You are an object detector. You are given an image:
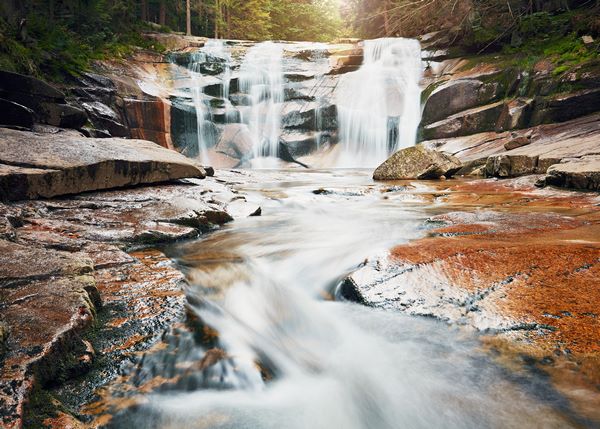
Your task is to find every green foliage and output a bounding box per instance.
[0,0,168,81]
[269,0,342,42]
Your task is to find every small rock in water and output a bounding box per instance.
[225,200,262,218]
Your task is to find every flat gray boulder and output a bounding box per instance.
[544,156,600,191]
[0,128,206,200]
[373,145,462,180]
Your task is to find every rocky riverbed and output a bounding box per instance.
[0,31,599,429]
[2,165,599,428]
[0,137,261,427]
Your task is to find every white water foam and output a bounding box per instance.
[336,38,423,168]
[238,42,285,159]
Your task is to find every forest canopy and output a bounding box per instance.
[1,0,598,79]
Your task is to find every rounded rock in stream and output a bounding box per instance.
[373,145,462,180]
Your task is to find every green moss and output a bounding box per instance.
[420,80,446,104]
[552,64,570,76]
[22,388,64,429]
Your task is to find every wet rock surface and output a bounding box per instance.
[345,177,600,354]
[343,177,600,423]
[0,172,256,428]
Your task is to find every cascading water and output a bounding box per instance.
[335,38,423,167]
[187,40,232,163]
[238,42,285,160]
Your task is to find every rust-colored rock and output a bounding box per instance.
[346,178,600,355]
[0,175,245,428]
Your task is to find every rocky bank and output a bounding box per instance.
[0,60,262,427]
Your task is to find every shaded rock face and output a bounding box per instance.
[419,58,600,154]
[343,178,600,355]
[422,112,600,186]
[421,77,507,126]
[0,174,248,428]
[0,127,205,200]
[422,101,505,140]
[0,70,87,129]
[0,98,35,128]
[373,145,462,180]
[531,88,600,125]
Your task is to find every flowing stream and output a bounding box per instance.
[110,170,580,429]
[119,37,589,429]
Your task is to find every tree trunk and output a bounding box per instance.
[382,0,391,36]
[198,0,203,34]
[226,4,231,38]
[186,0,192,36]
[159,0,166,26]
[141,0,148,21]
[214,0,220,38]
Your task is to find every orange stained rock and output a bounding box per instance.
[389,181,600,355]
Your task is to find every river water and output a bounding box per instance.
[110,169,580,429]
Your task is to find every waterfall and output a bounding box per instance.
[188,40,231,164]
[238,42,285,159]
[335,38,423,168]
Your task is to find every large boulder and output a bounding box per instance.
[421,101,505,140]
[421,78,505,125]
[373,145,462,180]
[214,123,254,160]
[0,128,206,200]
[543,156,600,191]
